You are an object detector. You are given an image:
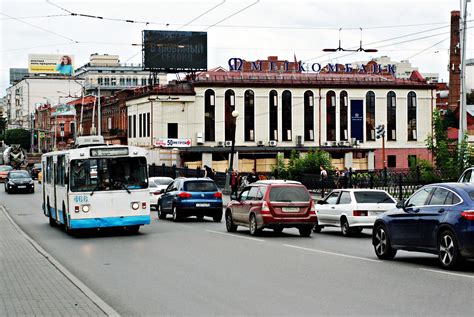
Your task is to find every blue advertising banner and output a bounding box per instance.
[351,100,364,141]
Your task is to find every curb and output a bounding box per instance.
[1,205,120,317]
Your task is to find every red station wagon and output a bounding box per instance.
[225,180,317,237]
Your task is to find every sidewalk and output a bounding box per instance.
[0,205,118,316]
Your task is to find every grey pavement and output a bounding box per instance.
[0,205,118,317]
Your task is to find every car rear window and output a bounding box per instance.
[269,186,310,202]
[354,191,395,203]
[184,181,217,192]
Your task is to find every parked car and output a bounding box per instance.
[149,177,174,210]
[0,165,13,183]
[225,180,317,237]
[372,183,474,269]
[157,177,223,222]
[30,163,42,180]
[315,189,397,236]
[4,170,34,193]
[458,167,474,182]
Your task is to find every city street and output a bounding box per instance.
[1,183,473,316]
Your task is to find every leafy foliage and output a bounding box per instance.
[272,149,332,179]
[4,128,31,150]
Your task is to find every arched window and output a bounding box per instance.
[126,77,132,86]
[119,77,125,86]
[282,90,292,141]
[269,90,278,141]
[407,91,417,141]
[304,90,314,141]
[104,77,110,86]
[366,91,376,141]
[132,77,138,86]
[224,89,235,141]
[387,91,397,141]
[244,90,255,141]
[141,77,147,86]
[204,89,215,142]
[326,91,336,141]
[340,91,348,140]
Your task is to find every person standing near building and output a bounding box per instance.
[203,165,215,180]
[230,170,240,197]
[247,168,259,183]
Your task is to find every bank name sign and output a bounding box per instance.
[228,57,396,75]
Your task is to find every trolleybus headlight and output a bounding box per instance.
[131,202,140,210]
[82,205,90,213]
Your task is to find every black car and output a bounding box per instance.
[373,183,474,269]
[4,170,35,193]
[30,163,42,180]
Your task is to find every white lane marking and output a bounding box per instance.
[206,230,265,242]
[283,244,381,263]
[420,268,474,280]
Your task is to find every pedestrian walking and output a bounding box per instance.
[230,169,240,197]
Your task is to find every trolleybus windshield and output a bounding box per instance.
[70,157,147,192]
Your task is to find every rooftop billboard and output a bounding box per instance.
[28,54,75,75]
[142,30,207,72]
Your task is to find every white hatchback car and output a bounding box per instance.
[314,189,397,236]
[149,177,174,210]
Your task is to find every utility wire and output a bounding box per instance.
[0,14,70,20]
[0,12,78,43]
[203,0,260,31]
[177,0,226,30]
[404,38,449,60]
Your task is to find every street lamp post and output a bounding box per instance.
[224,110,239,195]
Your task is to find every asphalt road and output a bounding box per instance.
[2,183,474,316]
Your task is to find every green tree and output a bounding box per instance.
[272,149,333,180]
[4,128,31,150]
[426,109,470,180]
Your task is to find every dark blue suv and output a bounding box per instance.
[157,178,223,222]
[373,183,474,269]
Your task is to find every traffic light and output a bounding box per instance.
[376,124,385,139]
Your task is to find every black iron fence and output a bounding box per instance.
[148,164,459,201]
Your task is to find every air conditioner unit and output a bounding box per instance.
[217,141,224,147]
[296,135,303,147]
[196,132,204,145]
[351,138,357,145]
[257,140,265,147]
[268,140,277,147]
[338,141,345,146]
[331,141,338,146]
[343,141,351,147]
[439,109,447,115]
[354,140,360,146]
[323,141,331,146]
[225,140,233,147]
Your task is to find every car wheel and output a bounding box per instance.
[313,220,323,233]
[172,205,180,222]
[341,218,351,237]
[225,211,237,232]
[49,214,57,227]
[373,225,397,260]
[213,212,222,222]
[299,226,312,237]
[249,214,260,236]
[157,204,166,219]
[438,230,462,269]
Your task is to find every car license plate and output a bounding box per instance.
[196,203,210,207]
[282,207,299,212]
[18,186,26,188]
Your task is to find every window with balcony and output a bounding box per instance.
[407,91,417,141]
[224,89,235,141]
[340,90,348,140]
[387,91,397,141]
[366,91,376,141]
[204,89,215,142]
[304,90,314,141]
[326,91,336,141]
[269,90,278,141]
[282,90,292,141]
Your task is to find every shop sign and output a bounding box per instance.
[154,138,192,148]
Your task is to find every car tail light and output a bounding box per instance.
[353,210,368,216]
[153,191,161,195]
[461,210,474,220]
[309,201,316,214]
[142,202,147,209]
[261,201,271,214]
[214,192,222,198]
[178,192,192,199]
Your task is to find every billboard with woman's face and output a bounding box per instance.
[28,54,75,75]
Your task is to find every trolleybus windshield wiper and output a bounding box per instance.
[118,181,131,194]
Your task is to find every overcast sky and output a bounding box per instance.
[0,0,472,93]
